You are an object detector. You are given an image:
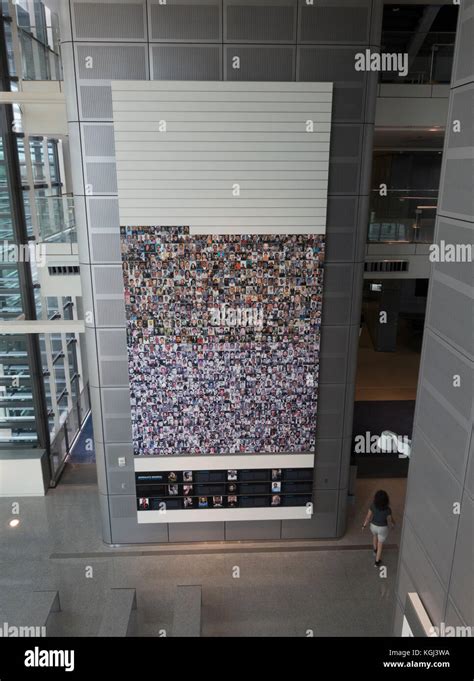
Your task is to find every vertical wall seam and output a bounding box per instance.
[67,0,114,543]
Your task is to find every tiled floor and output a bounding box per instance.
[0,475,405,637]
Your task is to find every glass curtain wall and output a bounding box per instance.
[0,2,86,476]
[0,117,46,448]
[0,135,38,445]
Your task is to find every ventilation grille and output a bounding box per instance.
[364,261,409,273]
[48,266,80,276]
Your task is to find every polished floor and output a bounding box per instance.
[355,324,421,402]
[1,322,412,637]
[0,474,405,637]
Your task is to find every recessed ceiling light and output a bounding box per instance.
[9,518,20,528]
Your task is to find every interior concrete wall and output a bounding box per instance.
[393,0,474,634]
[60,0,382,544]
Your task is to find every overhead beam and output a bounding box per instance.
[407,6,441,71]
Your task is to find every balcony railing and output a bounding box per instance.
[36,195,76,244]
[2,0,62,82]
[18,26,62,81]
[368,190,438,243]
[380,32,456,85]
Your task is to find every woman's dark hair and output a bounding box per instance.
[374,490,390,511]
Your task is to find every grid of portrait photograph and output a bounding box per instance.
[136,468,314,510]
[120,226,325,455]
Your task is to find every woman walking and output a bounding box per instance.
[362,490,395,566]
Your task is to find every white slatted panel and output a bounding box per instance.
[134,454,314,472]
[111,81,332,233]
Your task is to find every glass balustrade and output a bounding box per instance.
[36,195,76,244]
[380,31,456,84]
[368,189,438,243]
[5,0,62,82]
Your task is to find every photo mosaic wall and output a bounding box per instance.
[120,226,325,456]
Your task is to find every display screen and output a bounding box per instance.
[136,468,313,511]
[121,226,325,456]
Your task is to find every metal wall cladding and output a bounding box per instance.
[151,45,221,80]
[298,2,370,44]
[83,124,116,157]
[79,85,114,119]
[149,0,222,42]
[72,1,146,41]
[85,162,118,194]
[225,46,295,81]
[76,44,148,80]
[87,197,120,229]
[225,0,297,43]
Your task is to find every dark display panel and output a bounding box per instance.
[136,468,313,511]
